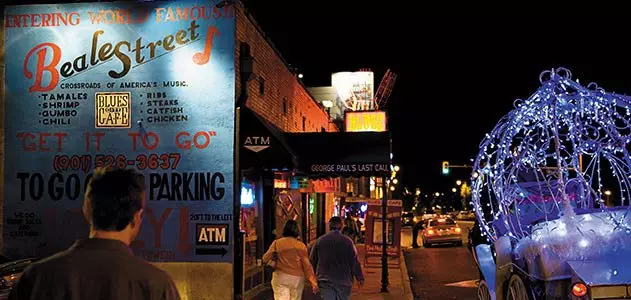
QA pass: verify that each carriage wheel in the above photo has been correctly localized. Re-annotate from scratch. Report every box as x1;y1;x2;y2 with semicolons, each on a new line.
477;279;492;300
506;274;536;300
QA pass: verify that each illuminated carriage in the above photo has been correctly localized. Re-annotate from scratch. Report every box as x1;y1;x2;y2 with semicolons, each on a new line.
470;68;631;300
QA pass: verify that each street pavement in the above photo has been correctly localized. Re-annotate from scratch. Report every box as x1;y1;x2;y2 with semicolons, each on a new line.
401;221;480;300
300;243;412;300
255;239;413;300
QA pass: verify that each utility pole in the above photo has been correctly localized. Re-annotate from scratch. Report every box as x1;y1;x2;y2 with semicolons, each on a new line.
381;176;389;293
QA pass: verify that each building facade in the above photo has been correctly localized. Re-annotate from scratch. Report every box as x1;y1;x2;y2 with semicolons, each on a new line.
0;2;388;300
233;3;344;298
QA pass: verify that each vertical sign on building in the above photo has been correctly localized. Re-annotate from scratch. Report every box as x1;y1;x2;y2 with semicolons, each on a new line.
3;2;236;263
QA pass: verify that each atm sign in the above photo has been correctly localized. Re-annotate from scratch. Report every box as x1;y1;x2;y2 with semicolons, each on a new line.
196;224;229;245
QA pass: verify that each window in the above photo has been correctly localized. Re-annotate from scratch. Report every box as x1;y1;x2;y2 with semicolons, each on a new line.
283;98;288;114
259;77;265;95
346;180;355;195
302;116;306;131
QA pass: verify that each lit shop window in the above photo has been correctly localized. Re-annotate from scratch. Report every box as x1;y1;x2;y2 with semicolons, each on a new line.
241;183;254;205
240;180;259;271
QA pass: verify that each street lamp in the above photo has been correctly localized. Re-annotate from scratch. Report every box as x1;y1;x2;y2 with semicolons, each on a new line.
392;178;398;185
456;180;462;186
435;192;440;197
394;165;400;172
452;188;457;193
604;190;612;205
390;186;395;191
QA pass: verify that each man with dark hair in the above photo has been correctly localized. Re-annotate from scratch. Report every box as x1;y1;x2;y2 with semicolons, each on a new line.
412;219;424;248
310;216;364;300
9;167;180;300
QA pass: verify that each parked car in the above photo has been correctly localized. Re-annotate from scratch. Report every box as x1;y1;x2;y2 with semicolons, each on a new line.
421;217;463;247
421;213;436;221
456;210;476;221
401;212;417;227
0;258;36;299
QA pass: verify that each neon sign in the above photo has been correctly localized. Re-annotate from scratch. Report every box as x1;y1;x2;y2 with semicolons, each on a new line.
274;179;288;189
309;195;315;214
241;183;254;205
345;111;386;132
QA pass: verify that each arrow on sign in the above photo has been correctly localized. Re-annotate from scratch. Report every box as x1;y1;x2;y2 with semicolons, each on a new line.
195;248;228;256
244;145;269;152
444;279;478;288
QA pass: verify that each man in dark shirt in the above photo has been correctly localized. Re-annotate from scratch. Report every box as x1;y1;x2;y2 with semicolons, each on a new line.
310;217;364;300
412;219;424;248
9;167;181;300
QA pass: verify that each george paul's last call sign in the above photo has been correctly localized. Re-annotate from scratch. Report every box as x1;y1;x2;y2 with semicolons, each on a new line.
3;1;235;262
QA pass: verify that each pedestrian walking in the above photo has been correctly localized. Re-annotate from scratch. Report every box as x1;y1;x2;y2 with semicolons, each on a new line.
9;167;180;300
310;217;365;300
342;213;360;243
263;220;318;300
412;219;424;248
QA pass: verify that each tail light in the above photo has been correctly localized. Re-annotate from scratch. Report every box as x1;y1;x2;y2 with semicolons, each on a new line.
571;282;588;297
427;229;435;236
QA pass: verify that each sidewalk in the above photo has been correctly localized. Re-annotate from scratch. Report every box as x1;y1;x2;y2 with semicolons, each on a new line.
348;244;413;300
301;244;413;300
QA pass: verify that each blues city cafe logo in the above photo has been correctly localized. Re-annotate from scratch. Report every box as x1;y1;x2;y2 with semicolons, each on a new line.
95;92;131;128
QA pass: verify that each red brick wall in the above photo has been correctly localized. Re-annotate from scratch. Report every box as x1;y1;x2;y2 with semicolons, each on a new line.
235;2;337;133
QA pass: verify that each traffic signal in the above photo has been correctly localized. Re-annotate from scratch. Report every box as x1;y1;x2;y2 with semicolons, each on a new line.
442;161;449;175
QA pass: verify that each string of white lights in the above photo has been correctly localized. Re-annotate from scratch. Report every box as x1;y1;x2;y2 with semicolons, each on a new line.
471;68;631;247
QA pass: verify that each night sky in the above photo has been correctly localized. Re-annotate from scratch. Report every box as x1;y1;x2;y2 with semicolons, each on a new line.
246;3;631;193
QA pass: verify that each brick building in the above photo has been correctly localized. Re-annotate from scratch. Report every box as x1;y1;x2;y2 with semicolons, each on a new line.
235;2;337;134
233;2;342;299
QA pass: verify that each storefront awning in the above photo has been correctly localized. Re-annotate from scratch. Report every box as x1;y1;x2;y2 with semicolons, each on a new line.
240;108;297;171
284;131;391;178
